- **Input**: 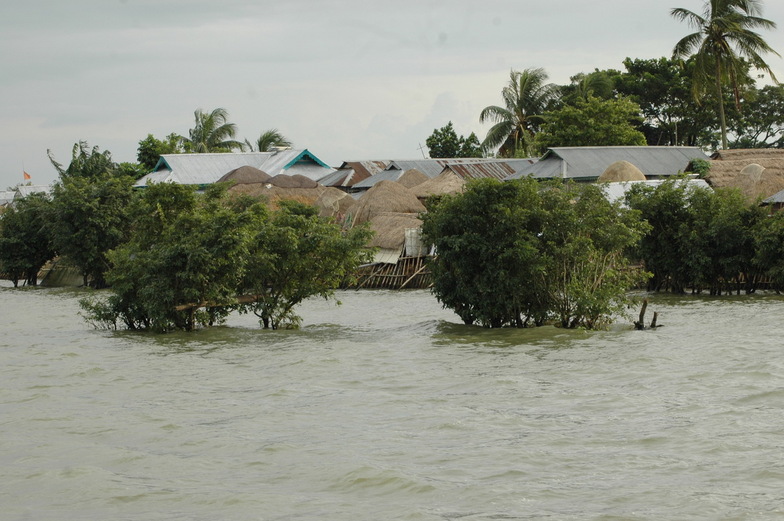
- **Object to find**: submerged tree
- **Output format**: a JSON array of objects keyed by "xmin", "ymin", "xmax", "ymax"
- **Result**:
[
  {"xmin": 81, "ymin": 187, "xmax": 374, "ymax": 332},
  {"xmin": 0, "ymin": 192, "xmax": 55, "ymax": 287},
  {"xmin": 671, "ymin": 0, "xmax": 780, "ymax": 149},
  {"xmin": 421, "ymin": 178, "xmax": 648, "ymax": 329},
  {"xmin": 239, "ymin": 201, "xmax": 374, "ymax": 329}
]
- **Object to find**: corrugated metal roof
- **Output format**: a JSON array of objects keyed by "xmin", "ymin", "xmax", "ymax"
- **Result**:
[
  {"xmin": 15, "ymin": 185, "xmax": 51, "ymax": 197},
  {"xmin": 441, "ymin": 161, "xmax": 515, "ymax": 181},
  {"xmin": 507, "ymin": 146, "xmax": 709, "ymax": 180},
  {"xmin": 764, "ymin": 188, "xmax": 784, "ymax": 204},
  {"xmin": 0, "ymin": 190, "xmax": 16, "ymax": 206},
  {"xmin": 134, "ymin": 149, "xmax": 334, "ymax": 187},
  {"xmin": 318, "ymin": 160, "xmax": 388, "ymax": 187}
]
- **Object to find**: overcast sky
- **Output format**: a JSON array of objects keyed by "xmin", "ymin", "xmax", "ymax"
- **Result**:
[{"xmin": 2, "ymin": 0, "xmax": 783, "ymax": 189}]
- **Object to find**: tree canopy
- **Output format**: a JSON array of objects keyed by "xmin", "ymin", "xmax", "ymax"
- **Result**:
[
  {"xmin": 421, "ymin": 178, "xmax": 649, "ymax": 329},
  {"xmin": 425, "ymin": 121, "xmax": 483, "ymax": 158},
  {"xmin": 180, "ymin": 107, "xmax": 244, "ymax": 153},
  {"xmin": 671, "ymin": 0, "xmax": 780, "ymax": 149}
]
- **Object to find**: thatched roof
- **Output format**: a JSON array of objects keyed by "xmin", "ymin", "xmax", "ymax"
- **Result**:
[
  {"xmin": 217, "ymin": 165, "xmax": 271, "ymax": 184},
  {"xmin": 350, "ymin": 180, "xmax": 426, "ymax": 225},
  {"xmin": 267, "ymin": 174, "xmax": 319, "ymax": 189},
  {"xmin": 397, "ymin": 168, "xmax": 429, "ymax": 188},
  {"xmin": 711, "ymin": 149, "xmax": 784, "ymax": 161},
  {"xmin": 367, "ymin": 212, "xmax": 422, "ymax": 251},
  {"xmin": 706, "ymin": 155, "xmax": 784, "ymax": 202},
  {"xmin": 228, "ymin": 183, "xmax": 325, "ymax": 210},
  {"xmin": 315, "ymin": 187, "xmax": 356, "ymax": 219},
  {"xmin": 412, "ymin": 171, "xmax": 466, "ymax": 199},
  {"xmin": 597, "ymin": 160, "xmax": 646, "ymax": 182}
]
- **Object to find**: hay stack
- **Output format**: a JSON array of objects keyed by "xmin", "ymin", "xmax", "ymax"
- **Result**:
[
  {"xmin": 218, "ymin": 166, "xmax": 271, "ymax": 184},
  {"xmin": 597, "ymin": 161, "xmax": 646, "ymax": 182},
  {"xmin": 397, "ymin": 168, "xmax": 429, "ymax": 188},
  {"xmin": 367, "ymin": 212, "xmax": 422, "ymax": 251},
  {"xmin": 351, "ymin": 180, "xmax": 426, "ymax": 225},
  {"xmin": 315, "ymin": 187, "xmax": 356, "ymax": 219},
  {"xmin": 412, "ymin": 171, "xmax": 466, "ymax": 199}
]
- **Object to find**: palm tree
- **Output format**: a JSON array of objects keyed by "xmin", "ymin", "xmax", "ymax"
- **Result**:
[
  {"xmin": 244, "ymin": 129, "xmax": 292, "ymax": 152},
  {"xmin": 181, "ymin": 108, "xmax": 244, "ymax": 153},
  {"xmin": 479, "ymin": 68, "xmax": 560, "ymax": 157},
  {"xmin": 671, "ymin": 0, "xmax": 780, "ymax": 149}
]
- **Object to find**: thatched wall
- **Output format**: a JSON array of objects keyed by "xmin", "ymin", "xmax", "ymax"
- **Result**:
[
  {"xmin": 597, "ymin": 160, "xmax": 646, "ymax": 182},
  {"xmin": 351, "ymin": 180, "xmax": 426, "ymax": 225}
]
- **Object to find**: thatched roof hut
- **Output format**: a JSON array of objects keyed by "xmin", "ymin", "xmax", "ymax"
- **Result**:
[
  {"xmin": 217, "ymin": 165, "xmax": 271, "ymax": 184},
  {"xmin": 267, "ymin": 173, "xmax": 319, "ymax": 189},
  {"xmin": 351, "ymin": 180, "xmax": 426, "ymax": 225},
  {"xmin": 315, "ymin": 187, "xmax": 356, "ymax": 219},
  {"xmin": 397, "ymin": 168, "xmax": 429, "ymax": 188},
  {"xmin": 597, "ymin": 160, "xmax": 646, "ymax": 182},
  {"xmin": 705, "ymin": 150, "xmax": 784, "ymax": 202},
  {"xmin": 412, "ymin": 170, "xmax": 466, "ymax": 199},
  {"xmin": 228, "ymin": 183, "xmax": 325, "ymax": 210}
]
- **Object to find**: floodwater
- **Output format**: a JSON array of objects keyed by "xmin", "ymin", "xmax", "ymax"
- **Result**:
[{"xmin": 2, "ymin": 281, "xmax": 783, "ymax": 520}]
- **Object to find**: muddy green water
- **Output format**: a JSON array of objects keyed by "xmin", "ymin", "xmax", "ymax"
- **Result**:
[{"xmin": 2, "ymin": 282, "xmax": 783, "ymax": 520}]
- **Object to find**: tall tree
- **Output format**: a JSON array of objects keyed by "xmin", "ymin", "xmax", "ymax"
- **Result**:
[
  {"xmin": 671, "ymin": 0, "xmax": 780, "ymax": 149},
  {"xmin": 180, "ymin": 108, "xmax": 244, "ymax": 153},
  {"xmin": 47, "ymin": 141, "xmax": 119, "ymax": 180},
  {"xmin": 479, "ymin": 68, "xmax": 560, "ymax": 158},
  {"xmin": 535, "ymin": 96, "xmax": 647, "ymax": 149},
  {"xmin": 0, "ymin": 192, "xmax": 55, "ymax": 287},
  {"xmin": 137, "ymin": 133, "xmax": 185, "ymax": 170},
  {"xmin": 245, "ymin": 129, "xmax": 292, "ymax": 152},
  {"xmin": 425, "ymin": 121, "xmax": 483, "ymax": 158}
]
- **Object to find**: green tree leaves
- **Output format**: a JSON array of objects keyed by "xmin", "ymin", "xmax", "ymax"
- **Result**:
[
  {"xmin": 81, "ymin": 185, "xmax": 374, "ymax": 332},
  {"xmin": 421, "ymin": 178, "xmax": 649, "ymax": 329},
  {"xmin": 425, "ymin": 122, "xmax": 483, "ymax": 158}
]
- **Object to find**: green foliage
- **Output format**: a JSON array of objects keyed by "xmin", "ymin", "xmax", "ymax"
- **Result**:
[
  {"xmin": 47, "ymin": 141, "xmax": 120, "ymax": 180},
  {"xmin": 137, "ymin": 133, "xmax": 185, "ymax": 170},
  {"xmin": 535, "ymin": 96, "xmax": 647, "ymax": 149},
  {"xmin": 752, "ymin": 211, "xmax": 784, "ymax": 290},
  {"xmin": 81, "ymin": 189, "xmax": 374, "ymax": 332},
  {"xmin": 425, "ymin": 122, "xmax": 483, "ymax": 158},
  {"xmin": 180, "ymin": 108, "xmax": 244, "ymax": 153},
  {"xmin": 616, "ymin": 56, "xmax": 721, "ymax": 147},
  {"xmin": 480, "ymin": 68, "xmax": 560, "ymax": 158},
  {"xmin": 421, "ymin": 178, "xmax": 648, "ymax": 329},
  {"xmin": 48, "ymin": 173, "xmax": 135, "ymax": 288},
  {"xmin": 245, "ymin": 128, "xmax": 292, "ymax": 152},
  {"xmin": 625, "ymin": 179, "xmax": 763, "ymax": 294},
  {"xmin": 730, "ymin": 84, "xmax": 784, "ymax": 148},
  {"xmin": 0, "ymin": 193, "xmax": 56, "ymax": 287},
  {"xmin": 671, "ymin": 0, "xmax": 780, "ymax": 149},
  {"xmin": 240, "ymin": 201, "xmax": 374, "ymax": 329},
  {"xmin": 688, "ymin": 158, "xmax": 711, "ymax": 177},
  {"xmin": 88, "ymin": 184, "xmax": 256, "ymax": 331}
]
